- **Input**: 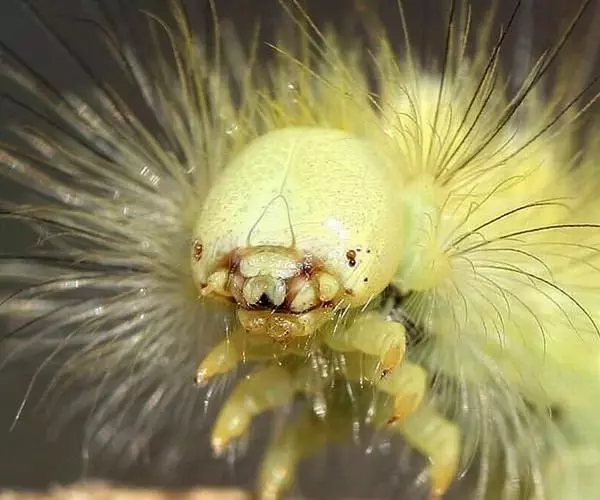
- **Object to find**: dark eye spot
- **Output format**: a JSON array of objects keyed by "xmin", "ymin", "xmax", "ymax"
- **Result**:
[
  {"xmin": 363, "ymin": 277, "xmax": 368, "ymax": 283},
  {"xmin": 346, "ymin": 249, "xmax": 357, "ymax": 267},
  {"xmin": 192, "ymin": 241, "xmax": 203, "ymax": 261}
]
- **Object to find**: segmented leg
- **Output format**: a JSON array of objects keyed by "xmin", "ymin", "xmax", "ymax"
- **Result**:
[
  {"xmin": 331, "ymin": 312, "xmax": 425, "ymax": 424},
  {"xmin": 195, "ymin": 334, "xmax": 242, "ymax": 384},
  {"xmin": 390, "ymin": 404, "xmax": 460, "ymax": 500},
  {"xmin": 324, "ymin": 312, "xmax": 406, "ymax": 374},
  {"xmin": 257, "ymin": 409, "xmax": 343, "ymax": 500},
  {"xmin": 201, "ymin": 311, "xmax": 455, "ymax": 499},
  {"xmin": 211, "ymin": 365, "xmax": 297, "ymax": 454},
  {"xmin": 196, "ymin": 327, "xmax": 315, "ymax": 383},
  {"xmin": 342, "ymin": 352, "xmax": 427, "ymax": 424},
  {"xmin": 377, "ymin": 362, "xmax": 428, "ymax": 423}
]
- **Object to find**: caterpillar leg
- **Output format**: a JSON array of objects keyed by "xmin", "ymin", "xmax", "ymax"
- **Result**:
[
  {"xmin": 257, "ymin": 410, "xmax": 338, "ymax": 500},
  {"xmin": 196, "ymin": 327, "xmax": 315, "ymax": 383},
  {"xmin": 324, "ymin": 312, "xmax": 406, "ymax": 375},
  {"xmin": 377, "ymin": 362, "xmax": 428, "ymax": 423},
  {"xmin": 195, "ymin": 333, "xmax": 243, "ymax": 384},
  {"xmin": 255, "ymin": 369, "xmax": 424, "ymax": 500},
  {"xmin": 342, "ymin": 351, "xmax": 428, "ymax": 425},
  {"xmin": 390, "ymin": 405, "xmax": 460, "ymax": 500},
  {"xmin": 211, "ymin": 365, "xmax": 296, "ymax": 454},
  {"xmin": 343, "ymin": 347, "xmax": 454, "ymax": 497}
]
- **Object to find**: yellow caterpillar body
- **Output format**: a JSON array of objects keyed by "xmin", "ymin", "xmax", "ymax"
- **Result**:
[{"xmin": 1, "ymin": 1, "xmax": 600, "ymax": 499}]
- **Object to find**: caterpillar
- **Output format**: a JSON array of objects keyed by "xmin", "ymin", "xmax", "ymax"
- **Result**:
[{"xmin": 1, "ymin": 1, "xmax": 600, "ymax": 499}]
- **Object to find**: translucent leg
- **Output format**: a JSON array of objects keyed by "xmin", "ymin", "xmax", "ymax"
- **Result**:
[
  {"xmin": 377, "ymin": 361, "xmax": 428, "ymax": 423},
  {"xmin": 257, "ymin": 411, "xmax": 333, "ymax": 500},
  {"xmin": 196, "ymin": 327, "xmax": 314, "ymax": 383},
  {"xmin": 324, "ymin": 312, "xmax": 406, "ymax": 374},
  {"xmin": 211, "ymin": 365, "xmax": 296, "ymax": 454},
  {"xmin": 390, "ymin": 404, "xmax": 460, "ymax": 500},
  {"xmin": 195, "ymin": 335, "xmax": 242, "ymax": 384},
  {"xmin": 341, "ymin": 350, "xmax": 427, "ymax": 424}
]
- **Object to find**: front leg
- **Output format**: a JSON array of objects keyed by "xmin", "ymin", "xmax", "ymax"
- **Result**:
[
  {"xmin": 211, "ymin": 365, "xmax": 297, "ymax": 454},
  {"xmin": 258, "ymin": 410, "xmax": 334, "ymax": 500},
  {"xmin": 324, "ymin": 312, "xmax": 407, "ymax": 375},
  {"xmin": 390, "ymin": 404, "xmax": 460, "ymax": 500},
  {"xmin": 342, "ymin": 352, "xmax": 428, "ymax": 424},
  {"xmin": 196, "ymin": 326, "xmax": 315, "ymax": 383}
]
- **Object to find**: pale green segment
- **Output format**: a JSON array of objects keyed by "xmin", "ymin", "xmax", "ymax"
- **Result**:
[
  {"xmin": 390, "ymin": 404, "xmax": 460, "ymax": 497},
  {"xmin": 193, "ymin": 127, "xmax": 405, "ymax": 306},
  {"xmin": 257, "ymin": 411, "xmax": 332, "ymax": 500},
  {"xmin": 325, "ymin": 312, "xmax": 404, "ymax": 351}
]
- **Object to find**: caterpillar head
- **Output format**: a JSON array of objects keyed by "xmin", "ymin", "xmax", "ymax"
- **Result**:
[{"xmin": 191, "ymin": 127, "xmax": 405, "ymax": 342}]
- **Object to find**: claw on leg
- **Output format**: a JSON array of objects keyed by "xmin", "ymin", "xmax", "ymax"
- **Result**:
[
  {"xmin": 211, "ymin": 365, "xmax": 296, "ymax": 454},
  {"xmin": 377, "ymin": 362, "xmax": 427, "ymax": 423},
  {"xmin": 342, "ymin": 353, "xmax": 426, "ymax": 424},
  {"xmin": 390, "ymin": 404, "xmax": 460, "ymax": 499},
  {"xmin": 324, "ymin": 312, "xmax": 406, "ymax": 374}
]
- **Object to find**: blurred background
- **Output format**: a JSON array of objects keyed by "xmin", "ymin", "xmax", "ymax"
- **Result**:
[{"xmin": 0, "ymin": 1, "xmax": 599, "ymax": 498}]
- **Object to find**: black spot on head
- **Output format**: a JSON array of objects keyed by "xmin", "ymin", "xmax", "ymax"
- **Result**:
[
  {"xmin": 363, "ymin": 277, "xmax": 368, "ymax": 283},
  {"xmin": 346, "ymin": 249, "xmax": 357, "ymax": 267}
]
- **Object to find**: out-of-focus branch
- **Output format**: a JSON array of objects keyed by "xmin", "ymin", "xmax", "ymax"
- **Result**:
[{"xmin": 0, "ymin": 482, "xmax": 250, "ymax": 500}]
